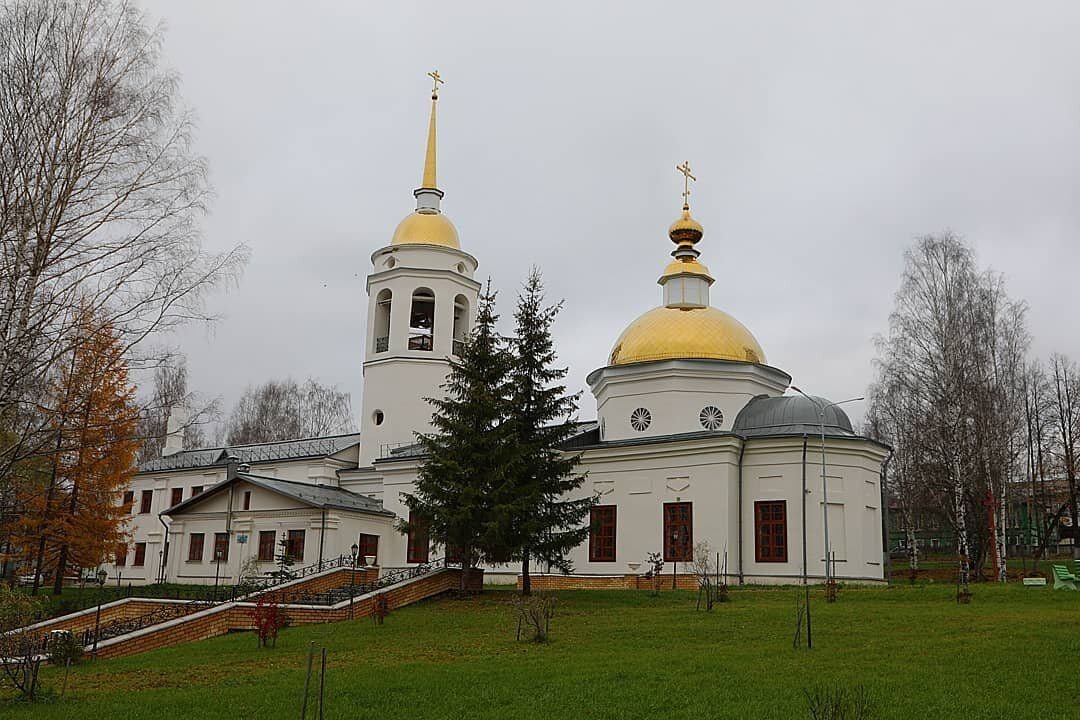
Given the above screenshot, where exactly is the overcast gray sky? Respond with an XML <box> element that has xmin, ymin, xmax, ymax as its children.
<box><xmin>141</xmin><ymin>0</ymin><xmax>1080</xmax><ymax>431</ymax></box>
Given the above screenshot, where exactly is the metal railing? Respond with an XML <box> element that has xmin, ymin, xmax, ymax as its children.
<box><xmin>79</xmin><ymin>599</ymin><xmax>211</xmax><ymax>648</ymax></box>
<box><xmin>265</xmin><ymin>557</ymin><xmax>447</xmax><ymax>606</ymax></box>
<box><xmin>251</xmin><ymin>553</ymin><xmax>354</xmax><ymax>586</ymax></box>
<box><xmin>407</xmin><ymin>333</ymin><xmax>433</xmax><ymax>351</ymax></box>
<box><xmin>33</xmin><ymin>556</ymin><xmax>452</xmax><ymax>653</ymax></box>
<box><xmin>375</xmin><ymin>336</ymin><xmax>389</xmax><ymax>352</ymax></box>
<box><xmin>34</xmin><ymin>555</ymin><xmax>363</xmax><ymax>652</ymax></box>
<box><xmin>379</xmin><ymin>441</ymin><xmax>415</xmax><ymax>458</ymax></box>
<box><xmin>452</xmin><ymin>339</ymin><xmax>465</xmax><ymax>356</ymax></box>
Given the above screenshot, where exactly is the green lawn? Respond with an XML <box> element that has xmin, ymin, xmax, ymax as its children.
<box><xmin>5</xmin><ymin>583</ymin><xmax>1078</xmax><ymax>719</ymax></box>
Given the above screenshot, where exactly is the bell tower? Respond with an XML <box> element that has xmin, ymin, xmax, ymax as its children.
<box><xmin>360</xmin><ymin>71</ymin><xmax>480</xmax><ymax>467</ymax></box>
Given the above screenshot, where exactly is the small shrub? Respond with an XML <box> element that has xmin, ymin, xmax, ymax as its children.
<box><xmin>692</xmin><ymin>541</ymin><xmax>730</xmax><ymax>610</ymax></box>
<box><xmin>643</xmin><ymin>552</ymin><xmax>664</xmax><ymax>596</ymax></box>
<box><xmin>238</xmin><ymin>556</ymin><xmax>262</xmax><ymax>584</ymax></box>
<box><xmin>804</xmin><ymin>684</ymin><xmax>875</xmax><ymax>720</ymax></box>
<box><xmin>0</xmin><ymin>586</ymin><xmax>48</xmax><ymax>700</ymax></box>
<box><xmin>512</xmin><ymin>591</ymin><xmax>557</xmax><ymax>642</ymax></box>
<box><xmin>46</xmin><ymin>632</ymin><xmax>83</xmax><ymax>666</ymax></box>
<box><xmin>825</xmin><ymin>579</ymin><xmax>838</xmax><ymax>603</ymax></box>
<box><xmin>249</xmin><ymin>597</ymin><xmax>287</xmax><ymax>647</ymax></box>
<box><xmin>371</xmin><ymin>594</ymin><xmax>389</xmax><ymax>625</ymax></box>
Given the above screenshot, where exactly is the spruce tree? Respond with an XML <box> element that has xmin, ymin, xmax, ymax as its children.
<box><xmin>499</xmin><ymin>268</ymin><xmax>593</xmax><ymax>595</ymax></box>
<box><xmin>402</xmin><ymin>281</ymin><xmax>513</xmax><ymax>592</ymax></box>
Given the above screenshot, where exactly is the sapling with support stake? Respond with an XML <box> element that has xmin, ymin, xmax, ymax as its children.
<box><xmin>793</xmin><ymin>590</ymin><xmax>808</xmax><ymax>649</ymax></box>
<box><xmin>693</xmin><ymin>541</ymin><xmax>727</xmax><ymax>610</ymax></box>
<box><xmin>644</xmin><ymin>552</ymin><xmax>664</xmax><ymax>596</ymax></box>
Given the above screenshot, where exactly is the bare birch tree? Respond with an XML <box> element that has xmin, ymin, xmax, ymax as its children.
<box><xmin>0</xmin><ymin>0</ymin><xmax>246</xmax><ymax>475</ymax></box>
<box><xmin>869</xmin><ymin>232</ymin><xmax>1028</xmax><ymax>584</ymax></box>
<box><xmin>0</xmin><ymin>1</ymin><xmax>246</xmax><ymax>573</ymax></box>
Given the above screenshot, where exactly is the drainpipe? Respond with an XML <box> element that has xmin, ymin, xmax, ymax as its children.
<box><xmin>318</xmin><ymin>508</ymin><xmax>327</xmax><ymax>570</ymax></box>
<box><xmin>880</xmin><ymin>450</ymin><xmax>894</xmax><ymax>585</ymax></box>
<box><xmin>224</xmin><ymin>455</ymin><xmax>239</xmax><ymax>583</ymax></box>
<box><xmin>737</xmin><ymin>439</ymin><xmax>747</xmax><ymax>585</ymax></box>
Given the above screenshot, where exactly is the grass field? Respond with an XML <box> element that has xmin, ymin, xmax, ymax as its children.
<box><xmin>4</xmin><ymin>582</ymin><xmax>1078</xmax><ymax>719</ymax></box>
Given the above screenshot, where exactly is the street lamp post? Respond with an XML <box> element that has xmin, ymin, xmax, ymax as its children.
<box><xmin>790</xmin><ymin>386</ymin><xmax>864</xmax><ymax>592</ymax></box>
<box><xmin>91</xmin><ymin>568</ymin><xmax>107</xmax><ymax>658</ymax></box>
<box><xmin>349</xmin><ymin>543</ymin><xmax>359</xmax><ymax>619</ymax></box>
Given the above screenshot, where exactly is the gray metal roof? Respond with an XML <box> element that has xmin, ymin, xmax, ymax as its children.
<box><xmin>161</xmin><ymin>472</ymin><xmax>391</xmax><ymax>516</ymax></box>
<box><xmin>733</xmin><ymin>395</ymin><xmax>856</xmax><ymax>438</ymax></box>
<box><xmin>140</xmin><ymin>433</ymin><xmax>362</xmax><ymax>473</ymax></box>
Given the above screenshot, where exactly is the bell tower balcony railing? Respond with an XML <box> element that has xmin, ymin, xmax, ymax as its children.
<box><xmin>408</xmin><ymin>333</ymin><xmax>433</xmax><ymax>351</ymax></box>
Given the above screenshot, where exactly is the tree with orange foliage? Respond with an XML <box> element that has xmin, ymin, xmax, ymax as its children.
<box><xmin>17</xmin><ymin>306</ymin><xmax>139</xmax><ymax>594</ymax></box>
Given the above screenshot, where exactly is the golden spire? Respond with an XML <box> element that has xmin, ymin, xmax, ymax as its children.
<box><xmin>421</xmin><ymin>70</ymin><xmax>444</xmax><ymax>189</ymax></box>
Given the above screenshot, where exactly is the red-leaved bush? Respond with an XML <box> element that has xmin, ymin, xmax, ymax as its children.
<box><xmin>249</xmin><ymin>597</ymin><xmax>288</xmax><ymax>647</ymax></box>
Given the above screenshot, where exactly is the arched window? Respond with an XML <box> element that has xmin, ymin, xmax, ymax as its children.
<box><xmin>408</xmin><ymin>287</ymin><xmax>436</xmax><ymax>351</ymax></box>
<box><xmin>452</xmin><ymin>294</ymin><xmax>469</xmax><ymax>356</ymax></box>
<box><xmin>373</xmin><ymin>289</ymin><xmax>392</xmax><ymax>353</ymax></box>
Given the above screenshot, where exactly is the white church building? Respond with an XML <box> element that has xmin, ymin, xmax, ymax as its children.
<box><xmin>110</xmin><ymin>78</ymin><xmax>890</xmax><ymax>588</ymax></box>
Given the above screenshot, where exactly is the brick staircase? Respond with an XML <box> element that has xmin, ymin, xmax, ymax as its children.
<box><xmin>94</xmin><ymin>565</ymin><xmax>462</xmax><ymax>659</ymax></box>
<box><xmin>15</xmin><ymin>561</ymin><xmax>463</xmax><ymax>660</ymax></box>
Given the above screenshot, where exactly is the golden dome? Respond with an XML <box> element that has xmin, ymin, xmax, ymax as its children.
<box><xmin>608</xmin><ymin>306</ymin><xmax>766</xmax><ymax>366</ymax></box>
<box><xmin>660</xmin><ymin>257</ymin><xmax>712</xmax><ymax>280</ymax></box>
<box><xmin>668</xmin><ymin>206</ymin><xmax>704</xmax><ymax>245</ymax></box>
<box><xmin>391</xmin><ymin>211</ymin><xmax>460</xmax><ymax>249</ymax></box>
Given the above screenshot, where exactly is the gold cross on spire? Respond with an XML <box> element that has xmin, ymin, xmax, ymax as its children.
<box><xmin>676</xmin><ymin>161</ymin><xmax>696</xmax><ymax>208</ymax></box>
<box><xmin>428</xmin><ymin>69</ymin><xmax>444</xmax><ymax>99</ymax></box>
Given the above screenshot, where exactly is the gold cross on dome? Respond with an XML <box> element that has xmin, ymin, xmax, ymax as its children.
<box><xmin>428</xmin><ymin>69</ymin><xmax>444</xmax><ymax>98</ymax></box>
<box><xmin>676</xmin><ymin>161</ymin><xmax>696</xmax><ymax>207</ymax></box>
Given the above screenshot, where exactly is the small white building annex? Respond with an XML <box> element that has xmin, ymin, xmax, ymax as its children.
<box><xmin>109</xmin><ymin>76</ymin><xmax>890</xmax><ymax>588</ymax></box>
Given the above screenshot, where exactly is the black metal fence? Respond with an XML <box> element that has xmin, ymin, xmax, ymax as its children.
<box><xmin>267</xmin><ymin>557</ymin><xmax>447</xmax><ymax>606</ymax></box>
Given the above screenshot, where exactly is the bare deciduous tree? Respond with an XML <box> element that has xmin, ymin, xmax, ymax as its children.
<box><xmin>224</xmin><ymin>378</ymin><xmax>354</xmax><ymax>445</ymax></box>
<box><xmin>0</xmin><ymin>0</ymin><xmax>246</xmax><ymax>479</ymax></box>
<box><xmin>1049</xmin><ymin>354</ymin><xmax>1080</xmax><ymax>557</ymax></box>
<box><xmin>868</xmin><ymin>232</ymin><xmax>1029</xmax><ymax>585</ymax></box>
<box><xmin>1019</xmin><ymin>361</ymin><xmax>1073</xmax><ymax>568</ymax></box>
<box><xmin>135</xmin><ymin>355</ymin><xmax>216</xmax><ymax>462</ymax></box>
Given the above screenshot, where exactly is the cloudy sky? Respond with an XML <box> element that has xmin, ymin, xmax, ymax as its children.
<box><xmin>141</xmin><ymin>0</ymin><xmax>1080</xmax><ymax>431</ymax></box>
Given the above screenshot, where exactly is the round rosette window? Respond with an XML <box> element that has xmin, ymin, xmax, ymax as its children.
<box><xmin>699</xmin><ymin>405</ymin><xmax>724</xmax><ymax>430</ymax></box>
<box><xmin>630</xmin><ymin>407</ymin><xmax>652</xmax><ymax>432</ymax></box>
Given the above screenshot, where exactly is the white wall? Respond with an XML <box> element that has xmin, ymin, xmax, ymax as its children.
<box><xmin>588</xmin><ymin>359</ymin><xmax>790</xmax><ymax>442</ymax></box>
<box><xmin>108</xmin><ymin>454</ymin><xmax>357</xmax><ymax>585</ymax></box>
<box><xmin>161</xmin><ymin>479</ymin><xmax>394</xmax><ymax>585</ymax></box>
<box><xmin>356</xmin><ymin>433</ymin><xmax>888</xmax><ymax>585</ymax></box>
<box><xmin>359</xmin><ymin>243</ymin><xmax>480</xmax><ymax>466</ymax></box>
<box><xmin>741</xmin><ymin>437</ymin><xmax>887</xmax><ymax>583</ymax></box>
